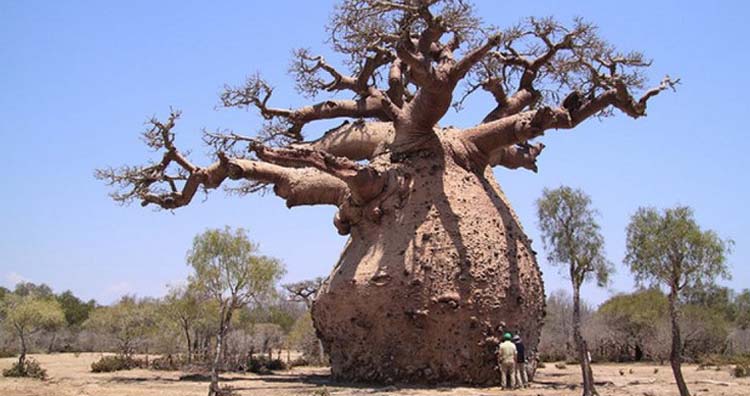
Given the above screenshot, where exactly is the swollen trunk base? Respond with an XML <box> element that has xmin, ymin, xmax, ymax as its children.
<box><xmin>312</xmin><ymin>145</ymin><xmax>545</xmax><ymax>385</ymax></box>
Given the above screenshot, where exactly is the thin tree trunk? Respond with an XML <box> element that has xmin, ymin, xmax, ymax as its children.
<box><xmin>668</xmin><ymin>288</ymin><xmax>690</xmax><ymax>396</ymax></box>
<box><xmin>572</xmin><ymin>283</ymin><xmax>597</xmax><ymax>396</ymax></box>
<box><xmin>18</xmin><ymin>331</ymin><xmax>27</xmax><ymax>372</ymax></box>
<box><xmin>183</xmin><ymin>322</ymin><xmax>193</xmax><ymax>364</ymax></box>
<box><xmin>318</xmin><ymin>339</ymin><xmax>325</xmax><ymax>365</ymax></box>
<box><xmin>209</xmin><ymin>306</ymin><xmax>234</xmax><ymax>396</ymax></box>
<box><xmin>47</xmin><ymin>332</ymin><xmax>57</xmax><ymax>354</ymax></box>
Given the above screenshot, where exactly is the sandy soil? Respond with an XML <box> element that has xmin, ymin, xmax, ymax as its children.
<box><xmin>1</xmin><ymin>353</ymin><xmax>748</xmax><ymax>396</ymax></box>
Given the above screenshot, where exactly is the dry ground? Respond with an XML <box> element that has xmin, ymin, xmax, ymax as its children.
<box><xmin>1</xmin><ymin>353</ymin><xmax>748</xmax><ymax>396</ymax></box>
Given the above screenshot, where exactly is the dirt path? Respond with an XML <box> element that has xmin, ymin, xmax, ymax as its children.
<box><xmin>1</xmin><ymin>354</ymin><xmax>748</xmax><ymax>396</ymax></box>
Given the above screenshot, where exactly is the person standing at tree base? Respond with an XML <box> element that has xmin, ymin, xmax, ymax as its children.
<box><xmin>513</xmin><ymin>334</ymin><xmax>528</xmax><ymax>388</ymax></box>
<box><xmin>498</xmin><ymin>332</ymin><xmax>517</xmax><ymax>389</ymax></box>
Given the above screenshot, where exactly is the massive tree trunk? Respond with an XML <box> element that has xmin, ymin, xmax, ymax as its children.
<box><xmin>312</xmin><ymin>131</ymin><xmax>545</xmax><ymax>384</ymax></box>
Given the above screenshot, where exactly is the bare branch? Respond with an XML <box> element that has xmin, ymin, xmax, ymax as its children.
<box><xmin>251</xmin><ymin>142</ymin><xmax>387</xmax><ymax>204</ymax></box>
<box><xmin>295</xmin><ymin>120</ymin><xmax>394</xmax><ymax>161</ymax></box>
<box><xmin>488</xmin><ymin>142</ymin><xmax>545</xmax><ymax>172</ymax></box>
<box><xmin>450</xmin><ymin>33</ymin><xmax>502</xmax><ymax>81</ymax></box>
<box><xmin>97</xmin><ymin>113</ymin><xmax>350</xmax><ymax>210</ymax></box>
<box><xmin>463</xmin><ymin>75</ymin><xmax>678</xmax><ymax>164</ymax></box>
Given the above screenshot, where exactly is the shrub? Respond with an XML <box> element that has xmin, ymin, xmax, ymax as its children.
<box><xmin>247</xmin><ymin>355</ymin><xmax>287</xmax><ymax>374</ymax></box>
<box><xmin>90</xmin><ymin>355</ymin><xmax>146</xmax><ymax>373</ymax></box>
<box><xmin>289</xmin><ymin>357</ymin><xmax>309</xmax><ymax>367</ymax></box>
<box><xmin>2</xmin><ymin>358</ymin><xmax>47</xmax><ymax>379</ymax></box>
<box><xmin>733</xmin><ymin>365</ymin><xmax>748</xmax><ymax>378</ymax></box>
<box><xmin>150</xmin><ymin>355</ymin><xmax>183</xmax><ymax>371</ymax></box>
<box><xmin>312</xmin><ymin>387</ymin><xmax>331</xmax><ymax>396</ymax></box>
<box><xmin>0</xmin><ymin>350</ymin><xmax>16</xmax><ymax>359</ymax></box>
<box><xmin>554</xmin><ymin>362</ymin><xmax>567</xmax><ymax>369</ymax></box>
<box><xmin>217</xmin><ymin>385</ymin><xmax>239</xmax><ymax>396</ymax></box>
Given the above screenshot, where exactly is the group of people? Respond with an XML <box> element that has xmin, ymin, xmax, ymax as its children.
<box><xmin>497</xmin><ymin>332</ymin><xmax>528</xmax><ymax>390</ymax></box>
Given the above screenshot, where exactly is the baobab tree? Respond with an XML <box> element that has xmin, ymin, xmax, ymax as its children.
<box><xmin>97</xmin><ymin>0</ymin><xmax>675</xmax><ymax>384</ymax></box>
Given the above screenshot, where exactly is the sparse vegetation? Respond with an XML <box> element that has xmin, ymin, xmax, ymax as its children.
<box><xmin>2</xmin><ymin>357</ymin><xmax>47</xmax><ymax>379</ymax></box>
<box><xmin>247</xmin><ymin>355</ymin><xmax>287</xmax><ymax>374</ymax></box>
<box><xmin>90</xmin><ymin>355</ymin><xmax>146</xmax><ymax>373</ymax></box>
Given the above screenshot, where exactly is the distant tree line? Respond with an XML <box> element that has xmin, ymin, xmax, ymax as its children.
<box><xmin>0</xmin><ymin>281</ymin><xmax>322</xmax><ymax>363</ymax></box>
<box><xmin>539</xmin><ymin>285</ymin><xmax>750</xmax><ymax>363</ymax></box>
<box><xmin>0</xmin><ymin>229</ymin><xmax>325</xmax><ymax>388</ymax></box>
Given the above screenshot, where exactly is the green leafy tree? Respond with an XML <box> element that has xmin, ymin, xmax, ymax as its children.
<box><xmin>288</xmin><ymin>312</ymin><xmax>326</xmax><ymax>365</ymax></box>
<box><xmin>537</xmin><ymin>186</ymin><xmax>613</xmax><ymax>396</ymax></box>
<box><xmin>734</xmin><ymin>289</ymin><xmax>750</xmax><ymax>330</ymax></box>
<box><xmin>0</xmin><ymin>286</ymin><xmax>9</xmax><ymax>301</ymax></box>
<box><xmin>85</xmin><ymin>295</ymin><xmax>157</xmax><ymax>356</ymax></box>
<box><xmin>56</xmin><ymin>290</ymin><xmax>96</xmax><ymax>327</ymax></box>
<box><xmin>13</xmin><ymin>282</ymin><xmax>54</xmax><ymax>299</ymax></box>
<box><xmin>0</xmin><ymin>294</ymin><xmax>64</xmax><ymax>370</ymax></box>
<box><xmin>597</xmin><ymin>288</ymin><xmax>668</xmax><ymax>361</ymax></box>
<box><xmin>162</xmin><ymin>284</ymin><xmax>203</xmax><ymax>364</ymax></box>
<box><xmin>625</xmin><ymin>206</ymin><xmax>732</xmax><ymax>396</ymax></box>
<box><xmin>187</xmin><ymin>227</ymin><xmax>285</xmax><ymax>396</ymax></box>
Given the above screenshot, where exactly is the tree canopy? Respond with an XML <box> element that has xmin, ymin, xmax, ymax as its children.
<box><xmin>625</xmin><ymin>206</ymin><xmax>732</xmax><ymax>292</ymax></box>
<box><xmin>96</xmin><ymin>0</ymin><xmax>676</xmax><ymax>221</ymax></box>
<box><xmin>536</xmin><ymin>186</ymin><xmax>613</xmax><ymax>287</ymax></box>
<box><xmin>187</xmin><ymin>227</ymin><xmax>286</xmax><ymax>308</ymax></box>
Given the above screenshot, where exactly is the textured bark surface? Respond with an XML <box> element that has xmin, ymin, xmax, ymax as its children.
<box><xmin>312</xmin><ymin>132</ymin><xmax>544</xmax><ymax>384</ymax></box>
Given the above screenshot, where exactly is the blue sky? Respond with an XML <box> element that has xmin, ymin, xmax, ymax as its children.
<box><xmin>1</xmin><ymin>1</ymin><xmax>748</xmax><ymax>306</ymax></box>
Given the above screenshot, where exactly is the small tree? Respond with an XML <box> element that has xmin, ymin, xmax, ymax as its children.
<box><xmin>187</xmin><ymin>227</ymin><xmax>285</xmax><ymax>396</ymax></box>
<box><xmin>85</xmin><ymin>296</ymin><xmax>157</xmax><ymax>356</ymax></box>
<box><xmin>288</xmin><ymin>312</ymin><xmax>326</xmax><ymax>365</ymax></box>
<box><xmin>734</xmin><ymin>290</ymin><xmax>750</xmax><ymax>330</ymax></box>
<box><xmin>56</xmin><ymin>290</ymin><xmax>96</xmax><ymax>328</ymax></box>
<box><xmin>283</xmin><ymin>277</ymin><xmax>325</xmax><ymax>363</ymax></box>
<box><xmin>537</xmin><ymin>186</ymin><xmax>613</xmax><ymax>396</ymax></box>
<box><xmin>163</xmin><ymin>284</ymin><xmax>203</xmax><ymax>364</ymax></box>
<box><xmin>0</xmin><ymin>294</ymin><xmax>64</xmax><ymax>373</ymax></box>
<box><xmin>597</xmin><ymin>288</ymin><xmax>668</xmax><ymax>361</ymax></box>
<box><xmin>283</xmin><ymin>278</ymin><xmax>324</xmax><ymax>310</ymax></box>
<box><xmin>625</xmin><ymin>206</ymin><xmax>732</xmax><ymax>396</ymax></box>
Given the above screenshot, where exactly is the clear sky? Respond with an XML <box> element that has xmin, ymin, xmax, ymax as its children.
<box><xmin>1</xmin><ymin>1</ymin><xmax>748</xmax><ymax>306</ymax></box>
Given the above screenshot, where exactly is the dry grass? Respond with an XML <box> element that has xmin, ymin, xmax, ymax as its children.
<box><xmin>1</xmin><ymin>353</ymin><xmax>749</xmax><ymax>396</ymax></box>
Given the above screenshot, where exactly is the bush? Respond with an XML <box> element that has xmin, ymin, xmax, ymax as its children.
<box><xmin>289</xmin><ymin>357</ymin><xmax>309</xmax><ymax>367</ymax></box>
<box><xmin>734</xmin><ymin>365</ymin><xmax>748</xmax><ymax>378</ymax></box>
<box><xmin>699</xmin><ymin>353</ymin><xmax>750</xmax><ymax>367</ymax></box>
<box><xmin>150</xmin><ymin>355</ymin><xmax>184</xmax><ymax>371</ymax></box>
<box><xmin>90</xmin><ymin>355</ymin><xmax>146</xmax><ymax>373</ymax></box>
<box><xmin>0</xmin><ymin>350</ymin><xmax>16</xmax><ymax>358</ymax></box>
<box><xmin>554</xmin><ymin>362</ymin><xmax>567</xmax><ymax>369</ymax></box>
<box><xmin>2</xmin><ymin>358</ymin><xmax>47</xmax><ymax>379</ymax></box>
<box><xmin>247</xmin><ymin>355</ymin><xmax>287</xmax><ymax>374</ymax></box>
<box><xmin>217</xmin><ymin>385</ymin><xmax>239</xmax><ymax>396</ymax></box>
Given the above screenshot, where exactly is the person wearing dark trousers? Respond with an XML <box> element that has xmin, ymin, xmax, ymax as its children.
<box><xmin>513</xmin><ymin>334</ymin><xmax>528</xmax><ymax>388</ymax></box>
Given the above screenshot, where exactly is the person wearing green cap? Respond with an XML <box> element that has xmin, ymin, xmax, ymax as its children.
<box><xmin>498</xmin><ymin>332</ymin><xmax>517</xmax><ymax>389</ymax></box>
